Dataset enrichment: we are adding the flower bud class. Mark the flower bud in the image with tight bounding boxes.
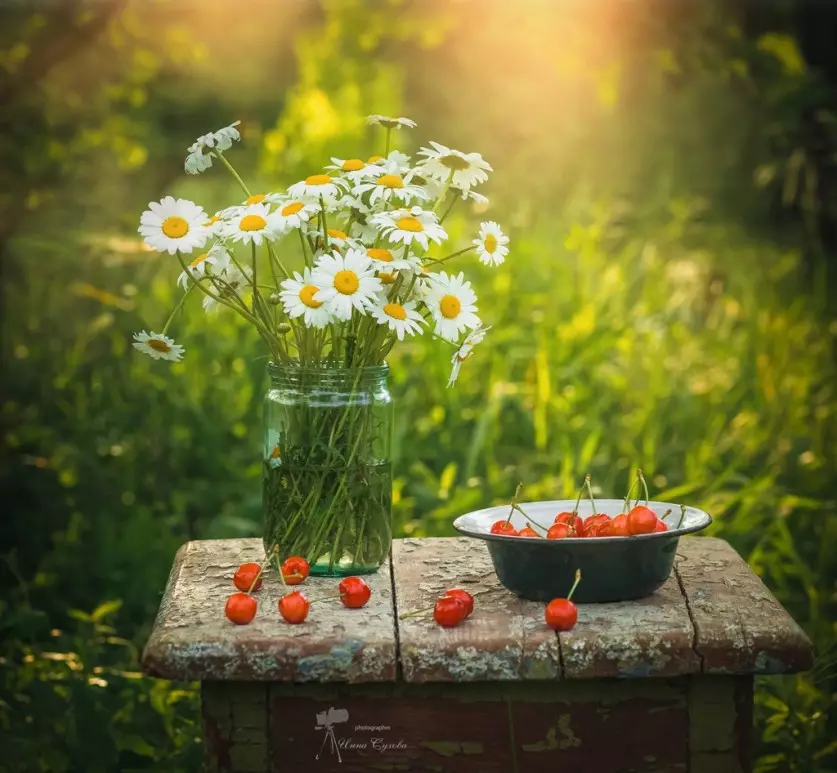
[268,291,282,305]
[276,322,292,335]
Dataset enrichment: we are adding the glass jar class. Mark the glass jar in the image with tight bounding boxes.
[262,363,393,576]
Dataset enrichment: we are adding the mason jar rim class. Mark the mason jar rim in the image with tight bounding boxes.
[267,361,389,383]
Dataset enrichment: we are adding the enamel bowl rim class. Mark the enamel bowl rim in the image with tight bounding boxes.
[453,498,712,544]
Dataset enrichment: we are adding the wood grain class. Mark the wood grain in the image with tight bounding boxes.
[675,537,813,674]
[141,538,397,682]
[392,538,561,682]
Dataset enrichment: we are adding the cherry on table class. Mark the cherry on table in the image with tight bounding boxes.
[233,562,264,592]
[490,520,518,536]
[225,592,257,625]
[278,590,310,624]
[444,588,474,617]
[281,556,310,585]
[339,577,372,609]
[627,505,657,535]
[544,569,582,631]
[434,596,468,628]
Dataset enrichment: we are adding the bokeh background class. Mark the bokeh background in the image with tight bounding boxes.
[2,0,836,770]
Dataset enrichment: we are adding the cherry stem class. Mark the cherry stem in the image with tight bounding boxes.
[584,474,597,514]
[525,522,543,538]
[567,569,582,602]
[661,508,673,521]
[624,473,639,511]
[677,504,687,529]
[248,544,279,594]
[504,482,524,526]
[304,593,344,605]
[572,476,587,515]
[636,468,649,507]
[512,503,550,532]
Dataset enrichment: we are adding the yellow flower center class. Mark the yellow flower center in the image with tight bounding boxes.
[342,159,365,171]
[327,228,347,240]
[305,174,332,186]
[377,174,404,189]
[384,303,407,320]
[204,215,221,226]
[441,153,471,171]
[395,216,423,232]
[368,155,384,163]
[334,270,359,295]
[188,252,210,268]
[162,216,189,238]
[367,248,393,263]
[240,214,267,232]
[281,201,305,217]
[439,294,461,319]
[299,285,322,309]
[379,272,397,285]
[484,234,498,252]
[246,194,265,204]
[148,339,171,353]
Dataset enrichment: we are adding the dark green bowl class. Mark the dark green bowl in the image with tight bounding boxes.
[453,499,712,603]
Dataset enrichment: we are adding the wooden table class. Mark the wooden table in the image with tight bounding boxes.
[142,537,813,773]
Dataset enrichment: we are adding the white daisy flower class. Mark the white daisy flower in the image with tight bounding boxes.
[183,121,241,175]
[473,221,509,267]
[288,174,343,202]
[370,300,425,341]
[219,203,282,246]
[424,271,481,341]
[350,219,378,243]
[458,188,489,204]
[132,331,185,362]
[366,115,417,130]
[176,243,229,290]
[353,163,430,206]
[265,196,320,230]
[370,207,448,252]
[417,141,492,192]
[325,157,377,182]
[138,196,209,255]
[311,249,383,321]
[203,214,225,237]
[279,268,333,329]
[366,246,422,273]
[367,150,412,173]
[448,324,491,387]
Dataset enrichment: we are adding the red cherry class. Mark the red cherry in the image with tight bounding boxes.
[583,514,609,535]
[338,576,372,608]
[281,556,310,585]
[233,562,263,592]
[589,520,612,537]
[546,522,571,540]
[434,596,468,627]
[444,589,474,617]
[554,512,585,535]
[490,520,518,536]
[545,598,578,631]
[278,590,310,624]
[627,505,658,535]
[654,519,668,532]
[517,525,540,538]
[225,592,257,625]
[610,513,631,537]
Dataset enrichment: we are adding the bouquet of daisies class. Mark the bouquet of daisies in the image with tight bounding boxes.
[133,115,508,386]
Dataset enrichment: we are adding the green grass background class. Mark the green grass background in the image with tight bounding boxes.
[1,1,835,770]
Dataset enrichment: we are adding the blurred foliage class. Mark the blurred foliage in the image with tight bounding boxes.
[1,0,836,770]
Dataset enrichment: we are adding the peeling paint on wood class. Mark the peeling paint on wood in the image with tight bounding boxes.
[675,538,813,675]
[392,538,561,683]
[141,539,397,682]
[558,571,701,679]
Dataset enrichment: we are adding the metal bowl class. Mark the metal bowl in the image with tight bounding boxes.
[453,499,712,603]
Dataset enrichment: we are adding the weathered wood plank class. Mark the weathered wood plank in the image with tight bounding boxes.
[688,676,753,773]
[557,572,701,679]
[392,538,562,682]
[141,538,397,682]
[203,682,268,773]
[675,538,814,674]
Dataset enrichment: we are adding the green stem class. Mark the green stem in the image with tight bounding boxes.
[623,474,639,511]
[426,245,476,266]
[572,476,587,515]
[512,503,551,532]
[160,283,196,335]
[217,153,251,198]
[503,482,524,526]
[566,569,582,601]
[584,475,597,514]
[432,170,456,215]
[637,468,650,505]
[384,127,392,157]
[676,504,687,529]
